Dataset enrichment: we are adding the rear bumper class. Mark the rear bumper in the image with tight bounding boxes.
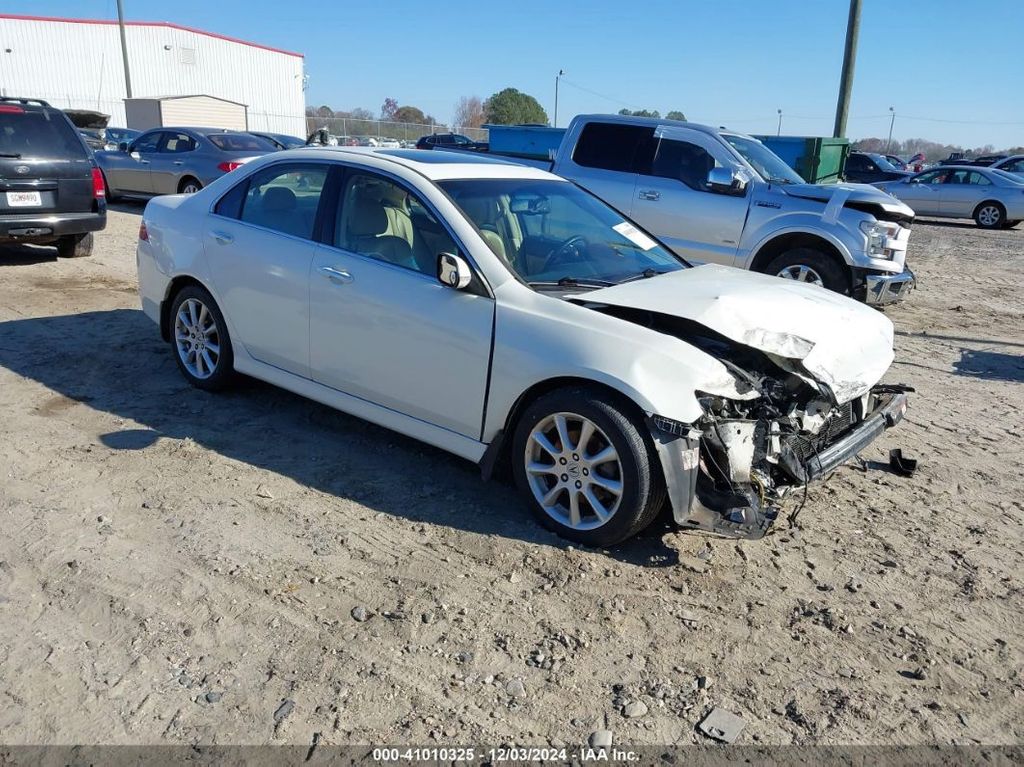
[864,267,915,305]
[0,210,106,241]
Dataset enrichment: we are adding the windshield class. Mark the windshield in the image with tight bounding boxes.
[438,178,686,288]
[207,133,276,152]
[276,135,307,149]
[722,134,805,184]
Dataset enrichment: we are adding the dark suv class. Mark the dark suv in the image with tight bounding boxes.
[415,133,487,151]
[0,98,106,258]
[844,151,912,184]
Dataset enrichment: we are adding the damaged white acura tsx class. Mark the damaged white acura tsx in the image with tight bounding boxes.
[137,147,910,546]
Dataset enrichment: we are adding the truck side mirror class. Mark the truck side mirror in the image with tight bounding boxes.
[437,252,472,290]
[708,167,746,195]
[118,142,129,152]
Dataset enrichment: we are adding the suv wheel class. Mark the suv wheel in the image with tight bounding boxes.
[56,233,93,258]
[765,247,848,294]
[169,285,234,391]
[511,387,665,547]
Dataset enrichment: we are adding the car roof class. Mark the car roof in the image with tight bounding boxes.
[573,112,753,141]
[271,146,561,181]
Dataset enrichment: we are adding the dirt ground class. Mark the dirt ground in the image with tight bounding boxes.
[0,203,1021,749]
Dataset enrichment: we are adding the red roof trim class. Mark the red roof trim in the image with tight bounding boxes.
[0,13,304,59]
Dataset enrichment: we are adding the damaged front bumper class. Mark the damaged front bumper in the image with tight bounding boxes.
[862,267,916,306]
[650,388,910,540]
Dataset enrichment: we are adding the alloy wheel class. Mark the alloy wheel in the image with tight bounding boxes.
[524,412,624,530]
[174,298,221,379]
[776,264,825,286]
[978,205,1001,227]
[182,182,201,194]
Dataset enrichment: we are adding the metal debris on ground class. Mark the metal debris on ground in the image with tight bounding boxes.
[697,707,745,744]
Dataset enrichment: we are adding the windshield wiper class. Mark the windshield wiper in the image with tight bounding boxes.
[0,152,23,158]
[617,268,666,284]
[528,276,616,290]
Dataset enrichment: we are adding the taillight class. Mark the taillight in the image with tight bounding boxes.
[91,167,105,198]
[139,221,149,241]
[217,161,243,173]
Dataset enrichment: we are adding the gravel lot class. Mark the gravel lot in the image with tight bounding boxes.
[0,203,1021,747]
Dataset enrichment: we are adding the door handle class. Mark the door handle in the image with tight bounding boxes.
[173,161,184,166]
[211,231,233,245]
[638,190,660,201]
[319,265,354,284]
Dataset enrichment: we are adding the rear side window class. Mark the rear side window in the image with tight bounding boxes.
[572,122,655,173]
[208,133,276,152]
[161,132,196,153]
[0,106,88,159]
[238,164,328,240]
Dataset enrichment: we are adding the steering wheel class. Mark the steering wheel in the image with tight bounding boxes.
[543,235,588,271]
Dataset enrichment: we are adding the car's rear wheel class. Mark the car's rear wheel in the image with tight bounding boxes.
[179,177,202,195]
[974,201,1005,229]
[56,232,93,258]
[764,247,849,294]
[169,285,234,391]
[511,387,665,547]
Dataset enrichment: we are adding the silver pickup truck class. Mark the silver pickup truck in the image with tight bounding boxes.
[486,115,917,305]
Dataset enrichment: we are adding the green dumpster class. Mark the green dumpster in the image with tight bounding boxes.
[752,135,851,184]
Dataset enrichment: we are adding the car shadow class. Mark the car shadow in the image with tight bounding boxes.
[108,200,146,215]
[913,218,979,230]
[0,242,59,265]
[954,349,1024,383]
[0,308,681,565]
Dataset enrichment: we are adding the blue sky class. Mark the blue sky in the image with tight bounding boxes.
[11,0,1024,148]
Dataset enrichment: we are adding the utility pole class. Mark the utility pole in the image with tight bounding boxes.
[832,0,860,138]
[885,106,895,151]
[116,0,133,98]
[554,69,564,128]
[777,109,783,136]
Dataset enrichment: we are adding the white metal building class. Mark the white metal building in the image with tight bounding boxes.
[0,13,306,136]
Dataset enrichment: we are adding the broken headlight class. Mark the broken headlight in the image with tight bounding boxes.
[859,220,901,259]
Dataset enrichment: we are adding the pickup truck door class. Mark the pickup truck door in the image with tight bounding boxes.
[630,126,747,266]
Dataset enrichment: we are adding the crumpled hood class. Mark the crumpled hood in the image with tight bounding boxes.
[781,181,914,217]
[577,264,895,403]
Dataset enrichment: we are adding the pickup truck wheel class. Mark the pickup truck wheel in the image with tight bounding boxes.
[765,248,848,294]
[974,202,1004,229]
[511,387,665,547]
[56,233,93,258]
[169,286,234,391]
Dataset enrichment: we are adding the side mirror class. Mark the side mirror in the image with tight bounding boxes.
[118,142,129,152]
[437,252,472,290]
[130,150,141,161]
[707,166,747,194]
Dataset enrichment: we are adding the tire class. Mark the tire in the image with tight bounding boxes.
[764,247,849,294]
[168,285,234,391]
[511,387,665,547]
[974,201,1005,229]
[56,232,93,258]
[179,177,203,195]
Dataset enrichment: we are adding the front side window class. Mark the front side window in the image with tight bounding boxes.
[234,164,327,239]
[441,178,685,287]
[334,173,455,275]
[1003,158,1024,173]
[132,132,163,153]
[652,139,721,190]
[572,123,655,174]
[912,169,951,185]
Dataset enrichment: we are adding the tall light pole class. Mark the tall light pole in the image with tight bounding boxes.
[116,0,133,98]
[832,0,861,138]
[554,69,565,128]
[777,109,783,136]
[885,106,895,152]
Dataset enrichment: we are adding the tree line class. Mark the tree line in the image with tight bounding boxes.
[853,136,1024,163]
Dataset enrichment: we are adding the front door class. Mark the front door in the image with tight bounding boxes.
[898,169,950,216]
[309,169,493,439]
[114,130,162,193]
[631,126,747,266]
[205,161,330,377]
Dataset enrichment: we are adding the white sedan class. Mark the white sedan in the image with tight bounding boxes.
[138,148,908,546]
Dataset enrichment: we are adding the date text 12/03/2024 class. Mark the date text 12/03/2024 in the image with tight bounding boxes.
[371,746,641,762]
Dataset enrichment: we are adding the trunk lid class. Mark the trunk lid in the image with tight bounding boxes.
[574,264,895,404]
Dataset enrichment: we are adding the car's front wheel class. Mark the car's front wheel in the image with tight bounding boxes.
[511,387,665,547]
[169,285,234,391]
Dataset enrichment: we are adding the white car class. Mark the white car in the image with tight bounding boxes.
[137,148,909,546]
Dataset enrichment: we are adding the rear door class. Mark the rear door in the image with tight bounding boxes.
[0,104,94,216]
[149,131,198,195]
[557,121,654,217]
[939,170,992,218]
